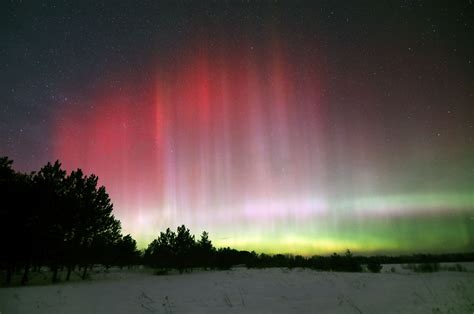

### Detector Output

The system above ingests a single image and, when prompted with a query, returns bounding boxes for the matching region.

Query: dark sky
[1,1,472,171]
[1,1,473,253]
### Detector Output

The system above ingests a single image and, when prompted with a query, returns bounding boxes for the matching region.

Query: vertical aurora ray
[53,30,474,255]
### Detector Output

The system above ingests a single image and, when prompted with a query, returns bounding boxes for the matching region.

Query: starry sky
[1,1,473,254]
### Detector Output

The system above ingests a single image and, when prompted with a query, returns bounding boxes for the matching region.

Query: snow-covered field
[1,265,473,313]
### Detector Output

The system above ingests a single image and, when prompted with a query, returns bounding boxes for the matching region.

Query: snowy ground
[1,265,473,313]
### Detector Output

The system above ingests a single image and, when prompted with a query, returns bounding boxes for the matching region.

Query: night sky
[1,1,473,254]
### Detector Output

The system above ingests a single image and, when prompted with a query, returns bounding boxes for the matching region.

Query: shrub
[367,260,383,273]
[442,264,467,272]
[153,269,169,276]
[413,263,440,273]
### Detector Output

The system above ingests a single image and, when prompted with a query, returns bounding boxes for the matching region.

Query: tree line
[143,226,370,272]
[143,227,474,274]
[1,156,473,286]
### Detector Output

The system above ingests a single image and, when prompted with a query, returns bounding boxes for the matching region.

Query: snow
[1,266,473,313]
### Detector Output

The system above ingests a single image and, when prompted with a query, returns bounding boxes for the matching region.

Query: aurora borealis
[1,2,473,254]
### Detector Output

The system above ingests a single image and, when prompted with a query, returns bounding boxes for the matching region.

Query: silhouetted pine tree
[145,228,177,269]
[197,231,215,269]
[0,157,32,284]
[174,225,195,272]
[115,234,140,269]
[33,161,68,282]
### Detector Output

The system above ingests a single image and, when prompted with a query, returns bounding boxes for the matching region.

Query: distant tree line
[0,157,140,285]
[142,225,378,273]
[143,225,474,274]
[2,156,473,286]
